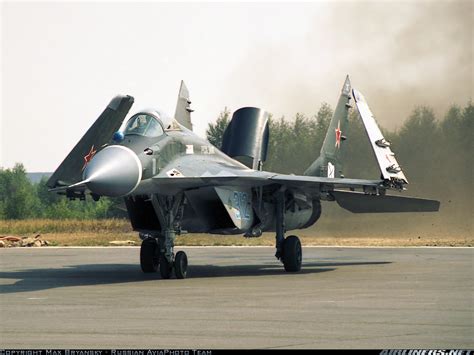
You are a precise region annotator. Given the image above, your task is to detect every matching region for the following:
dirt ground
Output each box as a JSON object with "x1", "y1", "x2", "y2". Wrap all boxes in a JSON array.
[
  {"x1": 4, "y1": 231, "x2": 468, "y2": 247},
  {"x1": 1, "y1": 207, "x2": 472, "y2": 247}
]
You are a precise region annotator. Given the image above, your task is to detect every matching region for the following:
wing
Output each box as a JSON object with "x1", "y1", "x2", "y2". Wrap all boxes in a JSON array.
[
  {"x1": 353, "y1": 88, "x2": 408, "y2": 186},
  {"x1": 151, "y1": 155, "x2": 383, "y2": 193},
  {"x1": 150, "y1": 156, "x2": 438, "y2": 213},
  {"x1": 47, "y1": 95, "x2": 134, "y2": 189}
]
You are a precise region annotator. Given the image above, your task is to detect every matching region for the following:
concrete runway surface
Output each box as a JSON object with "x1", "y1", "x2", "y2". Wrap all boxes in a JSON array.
[{"x1": 0, "y1": 246, "x2": 472, "y2": 349}]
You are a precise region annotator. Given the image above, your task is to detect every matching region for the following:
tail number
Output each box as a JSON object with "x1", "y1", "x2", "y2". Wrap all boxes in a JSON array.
[{"x1": 233, "y1": 191, "x2": 251, "y2": 220}]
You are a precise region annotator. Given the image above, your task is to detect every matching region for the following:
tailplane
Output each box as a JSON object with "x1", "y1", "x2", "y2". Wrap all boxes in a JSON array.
[{"x1": 304, "y1": 75, "x2": 351, "y2": 178}]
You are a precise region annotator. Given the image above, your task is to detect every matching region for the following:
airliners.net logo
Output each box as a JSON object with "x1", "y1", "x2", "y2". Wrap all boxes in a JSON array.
[{"x1": 380, "y1": 351, "x2": 472, "y2": 355}]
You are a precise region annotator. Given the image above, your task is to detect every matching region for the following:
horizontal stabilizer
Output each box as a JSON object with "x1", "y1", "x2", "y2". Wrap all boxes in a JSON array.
[{"x1": 332, "y1": 190, "x2": 440, "y2": 213}]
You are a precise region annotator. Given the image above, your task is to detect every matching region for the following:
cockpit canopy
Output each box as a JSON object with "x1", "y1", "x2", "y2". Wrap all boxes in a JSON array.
[{"x1": 124, "y1": 113, "x2": 164, "y2": 138}]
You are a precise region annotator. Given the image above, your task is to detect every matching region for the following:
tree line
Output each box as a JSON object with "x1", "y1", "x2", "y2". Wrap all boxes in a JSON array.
[
  {"x1": 0, "y1": 165, "x2": 125, "y2": 219},
  {"x1": 0, "y1": 100, "x2": 471, "y2": 220}
]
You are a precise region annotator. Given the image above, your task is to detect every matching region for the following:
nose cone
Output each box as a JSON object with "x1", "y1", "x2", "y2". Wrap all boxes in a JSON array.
[{"x1": 83, "y1": 145, "x2": 142, "y2": 197}]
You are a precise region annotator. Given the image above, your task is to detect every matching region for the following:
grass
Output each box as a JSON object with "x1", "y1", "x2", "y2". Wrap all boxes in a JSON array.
[
  {"x1": 0, "y1": 218, "x2": 132, "y2": 234},
  {"x1": 0, "y1": 219, "x2": 472, "y2": 247}
]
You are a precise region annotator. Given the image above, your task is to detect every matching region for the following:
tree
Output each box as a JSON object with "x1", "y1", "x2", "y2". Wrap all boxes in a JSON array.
[
  {"x1": 0, "y1": 163, "x2": 41, "y2": 219},
  {"x1": 392, "y1": 106, "x2": 439, "y2": 193},
  {"x1": 37, "y1": 176, "x2": 61, "y2": 207},
  {"x1": 265, "y1": 103, "x2": 334, "y2": 174},
  {"x1": 340, "y1": 109, "x2": 379, "y2": 179},
  {"x1": 206, "y1": 107, "x2": 231, "y2": 148},
  {"x1": 313, "y1": 102, "x2": 333, "y2": 152},
  {"x1": 206, "y1": 104, "x2": 333, "y2": 174}
]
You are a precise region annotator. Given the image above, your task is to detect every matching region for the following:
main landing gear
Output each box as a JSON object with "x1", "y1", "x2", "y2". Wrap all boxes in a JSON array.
[
  {"x1": 140, "y1": 191, "x2": 303, "y2": 278},
  {"x1": 274, "y1": 191, "x2": 303, "y2": 272},
  {"x1": 281, "y1": 235, "x2": 302, "y2": 272}
]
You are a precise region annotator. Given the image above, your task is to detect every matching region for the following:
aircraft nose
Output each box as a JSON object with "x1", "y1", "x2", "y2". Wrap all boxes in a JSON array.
[{"x1": 83, "y1": 145, "x2": 142, "y2": 197}]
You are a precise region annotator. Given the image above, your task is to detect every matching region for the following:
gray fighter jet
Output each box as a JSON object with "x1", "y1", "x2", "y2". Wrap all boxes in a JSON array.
[{"x1": 47, "y1": 76, "x2": 439, "y2": 279}]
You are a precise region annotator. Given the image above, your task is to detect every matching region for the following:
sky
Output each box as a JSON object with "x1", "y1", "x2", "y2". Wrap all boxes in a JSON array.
[{"x1": 1, "y1": 0, "x2": 472, "y2": 172}]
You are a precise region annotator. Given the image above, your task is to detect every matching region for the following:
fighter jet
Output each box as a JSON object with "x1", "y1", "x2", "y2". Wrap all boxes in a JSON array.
[{"x1": 47, "y1": 76, "x2": 439, "y2": 279}]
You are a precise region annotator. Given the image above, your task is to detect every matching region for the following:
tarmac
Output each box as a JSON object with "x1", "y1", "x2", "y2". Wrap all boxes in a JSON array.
[{"x1": 0, "y1": 246, "x2": 472, "y2": 349}]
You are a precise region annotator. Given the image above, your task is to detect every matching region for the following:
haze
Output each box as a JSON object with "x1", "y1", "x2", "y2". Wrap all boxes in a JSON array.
[{"x1": 1, "y1": 1, "x2": 472, "y2": 172}]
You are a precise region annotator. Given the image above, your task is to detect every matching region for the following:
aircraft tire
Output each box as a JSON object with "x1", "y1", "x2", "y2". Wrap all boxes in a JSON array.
[
  {"x1": 174, "y1": 251, "x2": 188, "y2": 279},
  {"x1": 160, "y1": 255, "x2": 173, "y2": 279},
  {"x1": 283, "y1": 235, "x2": 302, "y2": 272},
  {"x1": 140, "y1": 238, "x2": 159, "y2": 273}
]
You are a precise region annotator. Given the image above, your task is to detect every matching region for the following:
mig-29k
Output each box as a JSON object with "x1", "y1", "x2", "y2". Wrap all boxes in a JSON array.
[{"x1": 47, "y1": 76, "x2": 440, "y2": 279}]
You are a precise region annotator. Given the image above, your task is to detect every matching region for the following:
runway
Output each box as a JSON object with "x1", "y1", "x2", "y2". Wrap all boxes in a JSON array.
[{"x1": 0, "y1": 246, "x2": 472, "y2": 349}]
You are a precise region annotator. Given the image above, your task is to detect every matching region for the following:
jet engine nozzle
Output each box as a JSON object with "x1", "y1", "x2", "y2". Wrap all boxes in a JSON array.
[{"x1": 83, "y1": 145, "x2": 142, "y2": 197}]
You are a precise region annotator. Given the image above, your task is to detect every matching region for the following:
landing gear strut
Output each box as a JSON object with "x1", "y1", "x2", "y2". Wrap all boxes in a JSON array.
[
  {"x1": 142, "y1": 193, "x2": 189, "y2": 279},
  {"x1": 274, "y1": 190, "x2": 302, "y2": 272},
  {"x1": 159, "y1": 252, "x2": 173, "y2": 279}
]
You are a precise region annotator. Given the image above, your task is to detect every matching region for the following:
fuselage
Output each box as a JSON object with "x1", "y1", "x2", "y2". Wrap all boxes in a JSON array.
[{"x1": 82, "y1": 109, "x2": 322, "y2": 236}]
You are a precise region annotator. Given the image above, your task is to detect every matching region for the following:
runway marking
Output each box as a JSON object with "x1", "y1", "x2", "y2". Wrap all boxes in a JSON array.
[{"x1": 27, "y1": 297, "x2": 47, "y2": 300}]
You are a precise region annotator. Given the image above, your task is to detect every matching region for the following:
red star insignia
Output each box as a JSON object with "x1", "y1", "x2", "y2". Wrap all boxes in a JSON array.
[
  {"x1": 335, "y1": 121, "x2": 342, "y2": 148},
  {"x1": 82, "y1": 145, "x2": 97, "y2": 171}
]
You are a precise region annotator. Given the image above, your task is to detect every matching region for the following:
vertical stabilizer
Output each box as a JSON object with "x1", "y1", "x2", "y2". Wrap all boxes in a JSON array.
[
  {"x1": 174, "y1": 80, "x2": 193, "y2": 131},
  {"x1": 304, "y1": 75, "x2": 351, "y2": 177}
]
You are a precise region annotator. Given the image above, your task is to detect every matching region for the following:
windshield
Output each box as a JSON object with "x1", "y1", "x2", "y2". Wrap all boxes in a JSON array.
[{"x1": 124, "y1": 114, "x2": 164, "y2": 137}]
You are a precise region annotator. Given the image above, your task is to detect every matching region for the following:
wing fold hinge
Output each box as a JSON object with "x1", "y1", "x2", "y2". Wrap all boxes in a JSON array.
[{"x1": 375, "y1": 138, "x2": 391, "y2": 148}]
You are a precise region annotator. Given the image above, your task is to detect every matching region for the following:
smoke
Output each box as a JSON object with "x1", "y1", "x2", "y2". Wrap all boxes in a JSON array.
[
  {"x1": 224, "y1": 1, "x2": 473, "y2": 130},
  {"x1": 222, "y1": 1, "x2": 473, "y2": 239}
]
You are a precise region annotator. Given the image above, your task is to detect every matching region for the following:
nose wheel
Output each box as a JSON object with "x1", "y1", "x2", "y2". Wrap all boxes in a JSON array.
[
  {"x1": 148, "y1": 194, "x2": 188, "y2": 279},
  {"x1": 158, "y1": 251, "x2": 188, "y2": 279},
  {"x1": 140, "y1": 238, "x2": 159, "y2": 273},
  {"x1": 140, "y1": 237, "x2": 188, "y2": 279}
]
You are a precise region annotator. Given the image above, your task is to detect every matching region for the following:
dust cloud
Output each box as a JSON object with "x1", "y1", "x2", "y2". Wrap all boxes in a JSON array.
[
  {"x1": 225, "y1": 1, "x2": 472, "y2": 130},
  {"x1": 227, "y1": 1, "x2": 474, "y2": 240}
]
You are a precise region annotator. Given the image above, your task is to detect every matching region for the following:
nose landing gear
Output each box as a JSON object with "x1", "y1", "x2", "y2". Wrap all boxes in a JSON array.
[
  {"x1": 140, "y1": 238, "x2": 159, "y2": 273},
  {"x1": 139, "y1": 193, "x2": 189, "y2": 279},
  {"x1": 140, "y1": 238, "x2": 188, "y2": 279}
]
